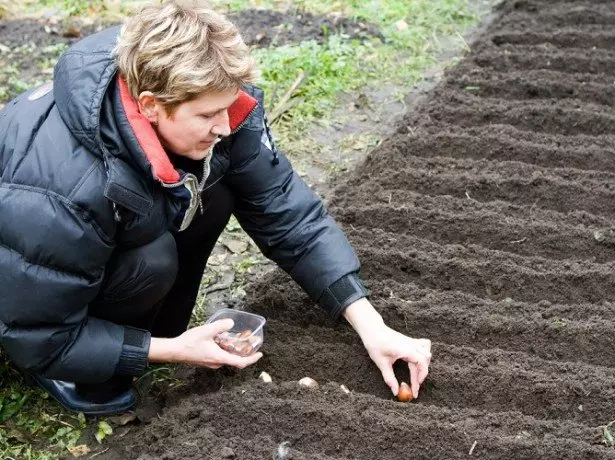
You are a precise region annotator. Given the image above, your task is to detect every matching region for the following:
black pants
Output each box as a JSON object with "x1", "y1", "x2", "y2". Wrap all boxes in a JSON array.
[{"x1": 79, "y1": 182, "x2": 234, "y2": 399}]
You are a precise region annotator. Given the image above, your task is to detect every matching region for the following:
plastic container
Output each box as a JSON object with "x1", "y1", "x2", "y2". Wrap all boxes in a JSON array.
[{"x1": 205, "y1": 308, "x2": 266, "y2": 356}]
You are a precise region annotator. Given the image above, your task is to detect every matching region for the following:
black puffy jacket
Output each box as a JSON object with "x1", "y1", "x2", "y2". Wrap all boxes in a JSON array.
[{"x1": 0, "y1": 27, "x2": 366, "y2": 383}]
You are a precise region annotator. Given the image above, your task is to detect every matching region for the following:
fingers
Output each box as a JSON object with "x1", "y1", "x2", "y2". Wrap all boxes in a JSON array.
[
  {"x1": 406, "y1": 339, "x2": 431, "y2": 397},
  {"x1": 221, "y1": 351, "x2": 263, "y2": 369},
  {"x1": 412, "y1": 339, "x2": 432, "y2": 383},
  {"x1": 378, "y1": 361, "x2": 400, "y2": 396},
  {"x1": 408, "y1": 361, "x2": 421, "y2": 399},
  {"x1": 417, "y1": 357, "x2": 429, "y2": 384},
  {"x1": 206, "y1": 318, "x2": 235, "y2": 337}
]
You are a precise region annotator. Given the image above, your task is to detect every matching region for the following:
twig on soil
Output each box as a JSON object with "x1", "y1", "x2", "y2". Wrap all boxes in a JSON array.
[
  {"x1": 528, "y1": 199, "x2": 539, "y2": 219},
  {"x1": 465, "y1": 191, "x2": 476, "y2": 202},
  {"x1": 203, "y1": 279, "x2": 235, "y2": 294},
  {"x1": 468, "y1": 440, "x2": 477, "y2": 455},
  {"x1": 89, "y1": 448, "x2": 109, "y2": 459},
  {"x1": 600, "y1": 420, "x2": 615, "y2": 447},
  {"x1": 269, "y1": 71, "x2": 306, "y2": 124},
  {"x1": 255, "y1": 408, "x2": 273, "y2": 423},
  {"x1": 510, "y1": 237, "x2": 527, "y2": 244},
  {"x1": 456, "y1": 32, "x2": 471, "y2": 53}
]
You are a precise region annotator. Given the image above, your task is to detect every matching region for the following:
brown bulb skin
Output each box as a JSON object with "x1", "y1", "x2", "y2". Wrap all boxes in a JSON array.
[{"x1": 397, "y1": 382, "x2": 413, "y2": 402}]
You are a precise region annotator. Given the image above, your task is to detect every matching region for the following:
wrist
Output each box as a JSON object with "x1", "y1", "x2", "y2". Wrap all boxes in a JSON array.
[
  {"x1": 148, "y1": 337, "x2": 181, "y2": 363},
  {"x1": 343, "y1": 297, "x2": 384, "y2": 337}
]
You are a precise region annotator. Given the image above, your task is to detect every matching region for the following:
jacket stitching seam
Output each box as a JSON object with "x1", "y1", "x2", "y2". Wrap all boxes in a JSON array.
[
  {"x1": 68, "y1": 160, "x2": 102, "y2": 201},
  {"x1": 1, "y1": 183, "x2": 113, "y2": 243},
  {"x1": 0, "y1": 240, "x2": 96, "y2": 282}
]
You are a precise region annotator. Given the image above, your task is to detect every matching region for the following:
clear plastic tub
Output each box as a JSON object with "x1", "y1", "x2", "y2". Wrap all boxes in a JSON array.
[{"x1": 205, "y1": 308, "x2": 266, "y2": 356}]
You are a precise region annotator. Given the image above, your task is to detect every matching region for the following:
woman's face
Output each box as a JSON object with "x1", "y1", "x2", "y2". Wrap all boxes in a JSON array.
[{"x1": 140, "y1": 89, "x2": 239, "y2": 161}]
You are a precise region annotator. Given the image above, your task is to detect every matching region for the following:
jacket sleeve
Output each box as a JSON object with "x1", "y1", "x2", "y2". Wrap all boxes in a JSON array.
[
  {"x1": 0, "y1": 186, "x2": 150, "y2": 383},
  {"x1": 226, "y1": 116, "x2": 368, "y2": 320}
]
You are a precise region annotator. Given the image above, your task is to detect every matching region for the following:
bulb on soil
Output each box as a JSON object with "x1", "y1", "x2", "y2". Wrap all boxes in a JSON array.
[
  {"x1": 298, "y1": 377, "x2": 319, "y2": 388},
  {"x1": 259, "y1": 371, "x2": 272, "y2": 383},
  {"x1": 397, "y1": 382, "x2": 413, "y2": 402}
]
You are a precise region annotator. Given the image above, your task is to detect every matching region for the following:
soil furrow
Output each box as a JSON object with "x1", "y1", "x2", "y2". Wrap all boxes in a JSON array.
[
  {"x1": 248, "y1": 270, "x2": 615, "y2": 330},
  {"x1": 332, "y1": 183, "x2": 615, "y2": 230},
  {"x1": 498, "y1": 9, "x2": 615, "y2": 28},
  {"x1": 135, "y1": 384, "x2": 614, "y2": 460},
  {"x1": 352, "y1": 155, "x2": 615, "y2": 218},
  {"x1": 351, "y1": 229, "x2": 615, "y2": 305},
  {"x1": 490, "y1": 31, "x2": 615, "y2": 50},
  {"x1": 471, "y1": 44, "x2": 615, "y2": 74},
  {"x1": 499, "y1": 0, "x2": 615, "y2": 10},
  {"x1": 333, "y1": 203, "x2": 614, "y2": 262},
  {"x1": 416, "y1": 91, "x2": 615, "y2": 136},
  {"x1": 448, "y1": 68, "x2": 615, "y2": 107},
  {"x1": 387, "y1": 123, "x2": 615, "y2": 173},
  {"x1": 370, "y1": 280, "x2": 615, "y2": 367}
]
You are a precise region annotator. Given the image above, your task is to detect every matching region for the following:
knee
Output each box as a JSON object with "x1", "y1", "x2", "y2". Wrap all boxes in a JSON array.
[
  {"x1": 203, "y1": 182, "x2": 235, "y2": 227},
  {"x1": 141, "y1": 232, "x2": 178, "y2": 296}
]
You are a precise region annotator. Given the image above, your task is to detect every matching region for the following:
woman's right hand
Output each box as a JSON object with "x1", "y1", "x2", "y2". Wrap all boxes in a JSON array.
[{"x1": 149, "y1": 318, "x2": 263, "y2": 369}]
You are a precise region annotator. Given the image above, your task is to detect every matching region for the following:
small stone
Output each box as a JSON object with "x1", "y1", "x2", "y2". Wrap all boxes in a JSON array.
[
  {"x1": 274, "y1": 441, "x2": 291, "y2": 460},
  {"x1": 255, "y1": 32, "x2": 267, "y2": 43},
  {"x1": 340, "y1": 384, "x2": 350, "y2": 394},
  {"x1": 223, "y1": 239, "x2": 249, "y2": 254},
  {"x1": 298, "y1": 377, "x2": 319, "y2": 388},
  {"x1": 593, "y1": 230, "x2": 606, "y2": 242},
  {"x1": 62, "y1": 25, "x2": 82, "y2": 38},
  {"x1": 395, "y1": 19, "x2": 408, "y2": 31},
  {"x1": 221, "y1": 447, "x2": 235, "y2": 458}
]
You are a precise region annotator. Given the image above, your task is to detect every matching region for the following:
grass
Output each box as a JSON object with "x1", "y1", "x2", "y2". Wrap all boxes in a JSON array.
[
  {"x1": 0, "y1": 353, "x2": 87, "y2": 459},
  {"x1": 0, "y1": 0, "x2": 480, "y2": 457},
  {"x1": 244, "y1": 0, "x2": 476, "y2": 157}
]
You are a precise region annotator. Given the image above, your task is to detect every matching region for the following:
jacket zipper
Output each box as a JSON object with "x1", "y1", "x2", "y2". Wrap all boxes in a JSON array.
[
  {"x1": 230, "y1": 102, "x2": 259, "y2": 135},
  {"x1": 160, "y1": 144, "x2": 215, "y2": 217}
]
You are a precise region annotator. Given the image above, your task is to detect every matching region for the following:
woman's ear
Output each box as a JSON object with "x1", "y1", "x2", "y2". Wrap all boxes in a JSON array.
[{"x1": 137, "y1": 91, "x2": 160, "y2": 125}]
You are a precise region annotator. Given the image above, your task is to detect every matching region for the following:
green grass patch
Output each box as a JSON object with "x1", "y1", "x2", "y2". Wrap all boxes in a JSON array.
[
  {"x1": 0, "y1": 42, "x2": 68, "y2": 103},
  {"x1": 237, "y1": 0, "x2": 476, "y2": 157},
  {"x1": 0, "y1": 352, "x2": 86, "y2": 460}
]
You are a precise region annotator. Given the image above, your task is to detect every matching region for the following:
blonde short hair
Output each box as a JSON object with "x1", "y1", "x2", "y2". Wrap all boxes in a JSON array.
[{"x1": 114, "y1": 0, "x2": 258, "y2": 114}]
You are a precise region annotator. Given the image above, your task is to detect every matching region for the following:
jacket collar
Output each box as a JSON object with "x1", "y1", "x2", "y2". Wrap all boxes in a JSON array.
[{"x1": 117, "y1": 76, "x2": 258, "y2": 184}]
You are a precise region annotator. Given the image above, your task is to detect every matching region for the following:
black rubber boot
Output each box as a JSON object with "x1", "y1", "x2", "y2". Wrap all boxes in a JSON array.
[{"x1": 29, "y1": 374, "x2": 137, "y2": 416}]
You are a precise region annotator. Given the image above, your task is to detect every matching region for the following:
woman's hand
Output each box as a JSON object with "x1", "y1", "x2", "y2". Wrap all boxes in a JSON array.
[
  {"x1": 361, "y1": 324, "x2": 431, "y2": 398},
  {"x1": 149, "y1": 318, "x2": 263, "y2": 369},
  {"x1": 343, "y1": 298, "x2": 431, "y2": 398}
]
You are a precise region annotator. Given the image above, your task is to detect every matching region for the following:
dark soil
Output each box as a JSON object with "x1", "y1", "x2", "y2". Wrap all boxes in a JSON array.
[
  {"x1": 0, "y1": 10, "x2": 381, "y2": 104},
  {"x1": 91, "y1": 0, "x2": 615, "y2": 458},
  {"x1": 228, "y1": 9, "x2": 382, "y2": 47},
  {"x1": 7, "y1": 0, "x2": 615, "y2": 458}
]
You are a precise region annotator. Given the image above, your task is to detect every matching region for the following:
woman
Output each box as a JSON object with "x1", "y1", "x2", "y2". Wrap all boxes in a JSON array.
[{"x1": 0, "y1": 0, "x2": 431, "y2": 415}]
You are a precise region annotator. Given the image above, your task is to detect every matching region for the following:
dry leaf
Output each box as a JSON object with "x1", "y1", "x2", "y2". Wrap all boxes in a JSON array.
[
  {"x1": 109, "y1": 412, "x2": 137, "y2": 426},
  {"x1": 67, "y1": 444, "x2": 90, "y2": 457}
]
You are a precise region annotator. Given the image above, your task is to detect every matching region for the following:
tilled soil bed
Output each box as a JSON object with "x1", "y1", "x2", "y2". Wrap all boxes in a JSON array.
[{"x1": 103, "y1": 0, "x2": 615, "y2": 458}]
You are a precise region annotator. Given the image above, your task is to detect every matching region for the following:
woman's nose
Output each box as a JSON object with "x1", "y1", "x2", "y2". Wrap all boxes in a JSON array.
[{"x1": 211, "y1": 110, "x2": 231, "y2": 137}]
